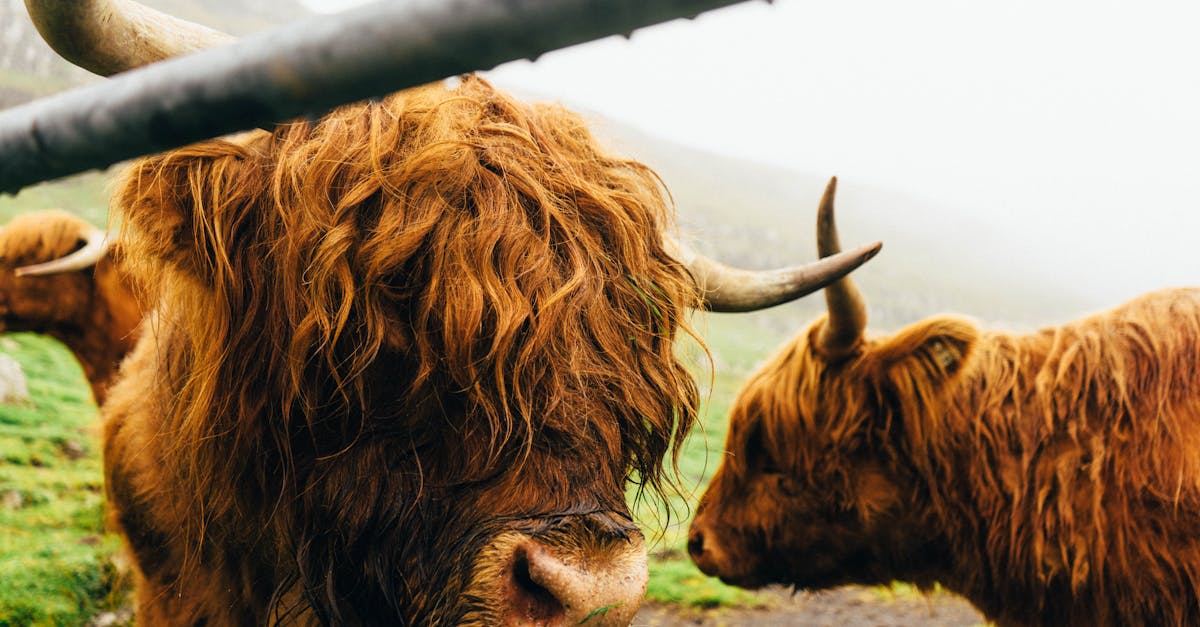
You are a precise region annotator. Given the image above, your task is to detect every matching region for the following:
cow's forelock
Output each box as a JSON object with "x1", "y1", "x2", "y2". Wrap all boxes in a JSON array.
[{"x1": 113, "y1": 77, "x2": 701, "y2": 620}]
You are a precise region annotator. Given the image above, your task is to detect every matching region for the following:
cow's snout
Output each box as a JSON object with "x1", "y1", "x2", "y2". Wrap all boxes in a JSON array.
[
  {"x1": 501, "y1": 535, "x2": 647, "y2": 626},
  {"x1": 687, "y1": 518, "x2": 725, "y2": 577},
  {"x1": 686, "y1": 527, "x2": 710, "y2": 571}
]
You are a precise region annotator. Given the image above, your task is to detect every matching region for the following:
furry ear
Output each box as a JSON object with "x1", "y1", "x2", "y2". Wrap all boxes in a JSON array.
[
  {"x1": 113, "y1": 137, "x2": 261, "y2": 285},
  {"x1": 875, "y1": 316, "x2": 979, "y2": 386}
]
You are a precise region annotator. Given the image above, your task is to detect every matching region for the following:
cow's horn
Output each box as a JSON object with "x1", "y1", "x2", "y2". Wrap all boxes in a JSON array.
[
  {"x1": 667, "y1": 188, "x2": 881, "y2": 313},
  {"x1": 24, "y1": 0, "x2": 233, "y2": 76},
  {"x1": 815, "y1": 177, "x2": 869, "y2": 358},
  {"x1": 15, "y1": 226, "x2": 110, "y2": 277}
]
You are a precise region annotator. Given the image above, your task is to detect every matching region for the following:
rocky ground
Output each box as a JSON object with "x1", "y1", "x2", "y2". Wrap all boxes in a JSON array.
[{"x1": 633, "y1": 586, "x2": 986, "y2": 627}]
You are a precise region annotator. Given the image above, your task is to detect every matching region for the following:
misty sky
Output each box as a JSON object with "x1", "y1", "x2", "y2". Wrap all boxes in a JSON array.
[{"x1": 302, "y1": 0, "x2": 1198, "y2": 303}]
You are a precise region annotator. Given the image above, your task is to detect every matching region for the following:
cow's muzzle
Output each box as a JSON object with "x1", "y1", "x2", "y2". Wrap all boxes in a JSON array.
[
  {"x1": 502, "y1": 533, "x2": 646, "y2": 626},
  {"x1": 465, "y1": 511, "x2": 648, "y2": 626}
]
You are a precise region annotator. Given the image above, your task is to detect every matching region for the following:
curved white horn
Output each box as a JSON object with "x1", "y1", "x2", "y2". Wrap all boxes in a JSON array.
[
  {"x1": 24, "y1": 0, "x2": 233, "y2": 76},
  {"x1": 666, "y1": 235, "x2": 881, "y2": 314},
  {"x1": 15, "y1": 226, "x2": 111, "y2": 277}
]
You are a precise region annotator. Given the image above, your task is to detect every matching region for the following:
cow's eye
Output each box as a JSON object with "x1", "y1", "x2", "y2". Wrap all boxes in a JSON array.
[
  {"x1": 744, "y1": 421, "x2": 785, "y2": 475},
  {"x1": 775, "y1": 473, "x2": 800, "y2": 498}
]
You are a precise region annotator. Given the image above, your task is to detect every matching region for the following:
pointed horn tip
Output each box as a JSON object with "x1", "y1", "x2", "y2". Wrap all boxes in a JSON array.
[
  {"x1": 14, "y1": 264, "x2": 54, "y2": 277},
  {"x1": 821, "y1": 177, "x2": 838, "y2": 200},
  {"x1": 817, "y1": 178, "x2": 840, "y2": 226},
  {"x1": 14, "y1": 259, "x2": 93, "y2": 277},
  {"x1": 822, "y1": 176, "x2": 839, "y2": 203},
  {"x1": 819, "y1": 240, "x2": 882, "y2": 280}
]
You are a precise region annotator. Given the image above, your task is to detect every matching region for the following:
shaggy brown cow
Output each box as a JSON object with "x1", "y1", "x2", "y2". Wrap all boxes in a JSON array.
[
  {"x1": 688, "y1": 179, "x2": 1200, "y2": 626},
  {"x1": 24, "y1": 2, "x2": 882, "y2": 624},
  {"x1": 0, "y1": 210, "x2": 139, "y2": 403}
]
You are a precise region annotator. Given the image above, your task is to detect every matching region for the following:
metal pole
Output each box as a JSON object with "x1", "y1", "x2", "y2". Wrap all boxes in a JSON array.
[{"x1": 0, "y1": 0, "x2": 758, "y2": 194}]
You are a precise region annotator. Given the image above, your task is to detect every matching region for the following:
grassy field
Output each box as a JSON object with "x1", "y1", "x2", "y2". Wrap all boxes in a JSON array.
[
  {"x1": 0, "y1": 172, "x2": 112, "y2": 226},
  {"x1": 0, "y1": 334, "x2": 128, "y2": 626},
  {"x1": 0, "y1": 68, "x2": 79, "y2": 104},
  {"x1": 0, "y1": 173, "x2": 131, "y2": 625}
]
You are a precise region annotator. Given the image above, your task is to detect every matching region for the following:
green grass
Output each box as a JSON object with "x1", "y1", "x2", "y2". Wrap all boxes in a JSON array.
[
  {"x1": 0, "y1": 69, "x2": 77, "y2": 101},
  {"x1": 0, "y1": 334, "x2": 128, "y2": 627},
  {"x1": 634, "y1": 311, "x2": 795, "y2": 608},
  {"x1": 0, "y1": 171, "x2": 112, "y2": 226}
]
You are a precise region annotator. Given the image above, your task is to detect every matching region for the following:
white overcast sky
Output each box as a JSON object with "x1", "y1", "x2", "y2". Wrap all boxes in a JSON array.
[{"x1": 299, "y1": 0, "x2": 1199, "y2": 303}]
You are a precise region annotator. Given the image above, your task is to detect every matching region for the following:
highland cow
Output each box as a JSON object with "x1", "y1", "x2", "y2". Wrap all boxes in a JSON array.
[
  {"x1": 22, "y1": 2, "x2": 882, "y2": 623},
  {"x1": 0, "y1": 210, "x2": 139, "y2": 403},
  {"x1": 688, "y1": 179, "x2": 1200, "y2": 627}
]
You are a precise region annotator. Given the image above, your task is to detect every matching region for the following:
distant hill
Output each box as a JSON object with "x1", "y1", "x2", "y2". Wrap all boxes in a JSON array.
[{"x1": 590, "y1": 117, "x2": 1107, "y2": 340}]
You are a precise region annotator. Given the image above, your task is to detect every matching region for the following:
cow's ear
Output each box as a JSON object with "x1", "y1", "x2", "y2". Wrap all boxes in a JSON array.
[
  {"x1": 874, "y1": 316, "x2": 979, "y2": 386},
  {"x1": 113, "y1": 137, "x2": 257, "y2": 283}
]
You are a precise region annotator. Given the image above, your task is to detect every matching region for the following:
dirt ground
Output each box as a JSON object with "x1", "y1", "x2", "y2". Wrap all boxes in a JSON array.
[{"x1": 633, "y1": 586, "x2": 986, "y2": 626}]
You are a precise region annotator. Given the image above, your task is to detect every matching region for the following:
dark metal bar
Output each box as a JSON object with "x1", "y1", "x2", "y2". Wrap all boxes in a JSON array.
[{"x1": 0, "y1": 0, "x2": 757, "y2": 194}]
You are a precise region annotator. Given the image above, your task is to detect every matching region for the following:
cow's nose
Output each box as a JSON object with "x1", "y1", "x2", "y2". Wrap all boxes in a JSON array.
[
  {"x1": 502, "y1": 536, "x2": 647, "y2": 626},
  {"x1": 686, "y1": 528, "x2": 705, "y2": 561},
  {"x1": 686, "y1": 519, "x2": 722, "y2": 577}
]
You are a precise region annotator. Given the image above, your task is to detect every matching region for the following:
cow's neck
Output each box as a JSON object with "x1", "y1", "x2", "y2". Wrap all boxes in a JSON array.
[{"x1": 892, "y1": 329, "x2": 1061, "y2": 619}]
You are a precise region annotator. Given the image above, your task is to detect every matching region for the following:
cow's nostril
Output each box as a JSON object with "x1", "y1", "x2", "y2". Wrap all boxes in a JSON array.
[
  {"x1": 687, "y1": 530, "x2": 705, "y2": 558},
  {"x1": 502, "y1": 539, "x2": 647, "y2": 625},
  {"x1": 687, "y1": 524, "x2": 724, "y2": 578},
  {"x1": 508, "y1": 546, "x2": 565, "y2": 623}
]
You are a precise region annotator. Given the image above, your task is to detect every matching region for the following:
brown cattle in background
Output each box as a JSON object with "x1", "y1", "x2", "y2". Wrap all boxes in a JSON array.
[
  {"x1": 0, "y1": 210, "x2": 140, "y2": 403},
  {"x1": 688, "y1": 179, "x2": 1200, "y2": 627},
  {"x1": 22, "y1": 2, "x2": 882, "y2": 624}
]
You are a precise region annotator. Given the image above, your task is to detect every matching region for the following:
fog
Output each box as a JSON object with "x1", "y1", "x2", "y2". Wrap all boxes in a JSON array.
[{"x1": 318, "y1": 0, "x2": 1200, "y2": 305}]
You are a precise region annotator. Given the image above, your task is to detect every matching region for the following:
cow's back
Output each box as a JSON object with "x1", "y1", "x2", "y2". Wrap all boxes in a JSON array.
[{"x1": 949, "y1": 287, "x2": 1200, "y2": 626}]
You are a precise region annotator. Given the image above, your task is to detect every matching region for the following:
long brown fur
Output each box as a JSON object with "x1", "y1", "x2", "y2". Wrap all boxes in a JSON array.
[
  {"x1": 103, "y1": 76, "x2": 701, "y2": 624},
  {"x1": 0, "y1": 210, "x2": 140, "y2": 403},
  {"x1": 692, "y1": 287, "x2": 1200, "y2": 627}
]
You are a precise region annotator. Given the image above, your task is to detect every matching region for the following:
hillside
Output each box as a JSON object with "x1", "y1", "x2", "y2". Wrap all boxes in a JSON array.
[{"x1": 594, "y1": 117, "x2": 1106, "y2": 340}]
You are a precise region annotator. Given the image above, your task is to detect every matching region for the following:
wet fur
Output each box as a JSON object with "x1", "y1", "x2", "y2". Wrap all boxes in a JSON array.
[
  {"x1": 697, "y1": 288, "x2": 1200, "y2": 626},
  {"x1": 103, "y1": 77, "x2": 701, "y2": 624}
]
